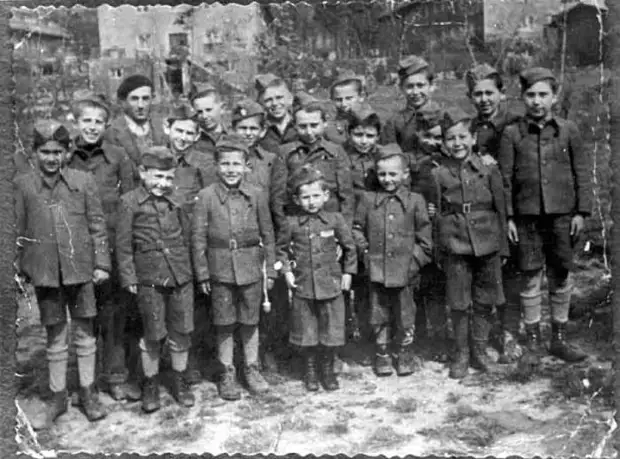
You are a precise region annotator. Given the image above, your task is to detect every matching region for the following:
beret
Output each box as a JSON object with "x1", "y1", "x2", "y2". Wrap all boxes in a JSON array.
[
  {"x1": 216, "y1": 134, "x2": 249, "y2": 155},
  {"x1": 33, "y1": 119, "x2": 71, "y2": 150},
  {"x1": 330, "y1": 69, "x2": 364, "y2": 91},
  {"x1": 71, "y1": 89, "x2": 111, "y2": 117},
  {"x1": 141, "y1": 146, "x2": 176, "y2": 170},
  {"x1": 166, "y1": 103, "x2": 196, "y2": 123},
  {"x1": 442, "y1": 107, "x2": 474, "y2": 131},
  {"x1": 292, "y1": 91, "x2": 325, "y2": 114},
  {"x1": 349, "y1": 102, "x2": 380, "y2": 125},
  {"x1": 398, "y1": 55, "x2": 431, "y2": 79},
  {"x1": 232, "y1": 98, "x2": 265, "y2": 124},
  {"x1": 116, "y1": 74, "x2": 153, "y2": 101},
  {"x1": 465, "y1": 63, "x2": 500, "y2": 91},
  {"x1": 375, "y1": 143, "x2": 406, "y2": 162},
  {"x1": 189, "y1": 82, "x2": 217, "y2": 103},
  {"x1": 255, "y1": 73, "x2": 285, "y2": 95},
  {"x1": 289, "y1": 164, "x2": 324, "y2": 192},
  {"x1": 519, "y1": 67, "x2": 557, "y2": 89}
]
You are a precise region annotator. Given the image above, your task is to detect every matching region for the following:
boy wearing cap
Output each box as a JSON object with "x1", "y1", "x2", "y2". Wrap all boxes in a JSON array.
[
  {"x1": 116, "y1": 146, "x2": 195, "y2": 413},
  {"x1": 255, "y1": 74, "x2": 298, "y2": 152},
  {"x1": 66, "y1": 90, "x2": 140, "y2": 401},
  {"x1": 431, "y1": 108, "x2": 508, "y2": 379},
  {"x1": 353, "y1": 144, "x2": 432, "y2": 376},
  {"x1": 15, "y1": 120, "x2": 110, "y2": 428},
  {"x1": 325, "y1": 69, "x2": 366, "y2": 145},
  {"x1": 192, "y1": 135, "x2": 276, "y2": 400},
  {"x1": 106, "y1": 74, "x2": 165, "y2": 173},
  {"x1": 499, "y1": 67, "x2": 592, "y2": 364},
  {"x1": 382, "y1": 55, "x2": 440, "y2": 158},
  {"x1": 231, "y1": 98, "x2": 276, "y2": 190},
  {"x1": 277, "y1": 165, "x2": 357, "y2": 391}
]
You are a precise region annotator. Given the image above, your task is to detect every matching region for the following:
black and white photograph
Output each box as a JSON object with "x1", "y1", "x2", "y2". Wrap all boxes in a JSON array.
[{"x1": 9, "y1": 0, "x2": 618, "y2": 457}]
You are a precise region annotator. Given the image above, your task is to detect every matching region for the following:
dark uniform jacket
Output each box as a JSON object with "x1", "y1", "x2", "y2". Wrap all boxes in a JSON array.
[
  {"x1": 498, "y1": 116, "x2": 592, "y2": 217},
  {"x1": 277, "y1": 210, "x2": 357, "y2": 300},
  {"x1": 194, "y1": 128, "x2": 227, "y2": 187},
  {"x1": 432, "y1": 154, "x2": 508, "y2": 257},
  {"x1": 14, "y1": 168, "x2": 111, "y2": 287},
  {"x1": 174, "y1": 148, "x2": 206, "y2": 217},
  {"x1": 343, "y1": 141, "x2": 380, "y2": 207},
  {"x1": 258, "y1": 118, "x2": 298, "y2": 153},
  {"x1": 105, "y1": 114, "x2": 166, "y2": 171},
  {"x1": 470, "y1": 104, "x2": 521, "y2": 159},
  {"x1": 381, "y1": 101, "x2": 442, "y2": 156},
  {"x1": 324, "y1": 116, "x2": 349, "y2": 145},
  {"x1": 353, "y1": 187, "x2": 432, "y2": 287},
  {"x1": 245, "y1": 144, "x2": 276, "y2": 190},
  {"x1": 116, "y1": 186, "x2": 192, "y2": 289},
  {"x1": 271, "y1": 138, "x2": 354, "y2": 234},
  {"x1": 410, "y1": 148, "x2": 446, "y2": 205},
  {"x1": 192, "y1": 180, "x2": 276, "y2": 286}
]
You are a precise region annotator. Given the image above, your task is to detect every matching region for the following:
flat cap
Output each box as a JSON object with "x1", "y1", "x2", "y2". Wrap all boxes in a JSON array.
[
  {"x1": 141, "y1": 146, "x2": 176, "y2": 170},
  {"x1": 255, "y1": 73, "x2": 285, "y2": 95},
  {"x1": 293, "y1": 91, "x2": 324, "y2": 114},
  {"x1": 349, "y1": 102, "x2": 380, "y2": 125},
  {"x1": 330, "y1": 68, "x2": 364, "y2": 90},
  {"x1": 189, "y1": 82, "x2": 217, "y2": 103},
  {"x1": 416, "y1": 103, "x2": 442, "y2": 131},
  {"x1": 232, "y1": 98, "x2": 265, "y2": 124},
  {"x1": 375, "y1": 143, "x2": 406, "y2": 162},
  {"x1": 398, "y1": 55, "x2": 430, "y2": 79},
  {"x1": 465, "y1": 63, "x2": 500, "y2": 91},
  {"x1": 71, "y1": 89, "x2": 111, "y2": 116},
  {"x1": 117, "y1": 74, "x2": 153, "y2": 101},
  {"x1": 33, "y1": 119, "x2": 71, "y2": 150},
  {"x1": 442, "y1": 107, "x2": 474, "y2": 131},
  {"x1": 216, "y1": 133, "x2": 249, "y2": 155},
  {"x1": 166, "y1": 103, "x2": 196, "y2": 123},
  {"x1": 289, "y1": 164, "x2": 324, "y2": 192},
  {"x1": 519, "y1": 67, "x2": 557, "y2": 89}
]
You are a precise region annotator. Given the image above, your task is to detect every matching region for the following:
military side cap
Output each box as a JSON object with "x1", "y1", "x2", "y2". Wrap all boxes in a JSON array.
[
  {"x1": 166, "y1": 103, "x2": 196, "y2": 123},
  {"x1": 330, "y1": 68, "x2": 364, "y2": 90},
  {"x1": 117, "y1": 74, "x2": 153, "y2": 101},
  {"x1": 71, "y1": 89, "x2": 111, "y2": 116},
  {"x1": 465, "y1": 63, "x2": 500, "y2": 91},
  {"x1": 289, "y1": 164, "x2": 324, "y2": 192},
  {"x1": 255, "y1": 73, "x2": 284, "y2": 95},
  {"x1": 33, "y1": 119, "x2": 71, "y2": 150},
  {"x1": 293, "y1": 91, "x2": 324, "y2": 113},
  {"x1": 519, "y1": 67, "x2": 557, "y2": 89},
  {"x1": 442, "y1": 107, "x2": 474, "y2": 130},
  {"x1": 398, "y1": 55, "x2": 430, "y2": 79},
  {"x1": 232, "y1": 98, "x2": 265, "y2": 124},
  {"x1": 417, "y1": 104, "x2": 442, "y2": 130},
  {"x1": 189, "y1": 82, "x2": 217, "y2": 102},
  {"x1": 216, "y1": 133, "x2": 249, "y2": 155},
  {"x1": 349, "y1": 102, "x2": 379, "y2": 125},
  {"x1": 376, "y1": 143, "x2": 405, "y2": 162},
  {"x1": 141, "y1": 146, "x2": 176, "y2": 170}
]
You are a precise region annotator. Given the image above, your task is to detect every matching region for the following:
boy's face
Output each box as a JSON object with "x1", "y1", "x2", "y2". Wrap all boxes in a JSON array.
[
  {"x1": 349, "y1": 125, "x2": 379, "y2": 154},
  {"x1": 123, "y1": 86, "x2": 152, "y2": 123},
  {"x1": 523, "y1": 80, "x2": 557, "y2": 121},
  {"x1": 400, "y1": 72, "x2": 434, "y2": 109},
  {"x1": 217, "y1": 150, "x2": 246, "y2": 188},
  {"x1": 36, "y1": 140, "x2": 68, "y2": 176},
  {"x1": 470, "y1": 79, "x2": 504, "y2": 118},
  {"x1": 444, "y1": 122, "x2": 475, "y2": 160},
  {"x1": 140, "y1": 167, "x2": 175, "y2": 197},
  {"x1": 165, "y1": 119, "x2": 199, "y2": 153},
  {"x1": 295, "y1": 110, "x2": 325, "y2": 144},
  {"x1": 193, "y1": 94, "x2": 223, "y2": 131},
  {"x1": 332, "y1": 83, "x2": 363, "y2": 115},
  {"x1": 376, "y1": 156, "x2": 409, "y2": 192},
  {"x1": 260, "y1": 85, "x2": 292, "y2": 121},
  {"x1": 418, "y1": 125, "x2": 443, "y2": 152},
  {"x1": 75, "y1": 106, "x2": 108, "y2": 145},
  {"x1": 295, "y1": 181, "x2": 329, "y2": 214},
  {"x1": 234, "y1": 116, "x2": 265, "y2": 146}
]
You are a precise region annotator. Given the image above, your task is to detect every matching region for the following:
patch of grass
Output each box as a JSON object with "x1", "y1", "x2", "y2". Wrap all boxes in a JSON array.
[
  {"x1": 363, "y1": 425, "x2": 409, "y2": 450},
  {"x1": 390, "y1": 396, "x2": 418, "y2": 414}
]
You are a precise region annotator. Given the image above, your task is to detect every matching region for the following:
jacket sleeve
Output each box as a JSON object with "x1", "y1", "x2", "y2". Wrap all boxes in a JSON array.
[
  {"x1": 352, "y1": 193, "x2": 369, "y2": 254},
  {"x1": 412, "y1": 194, "x2": 433, "y2": 269},
  {"x1": 335, "y1": 146, "x2": 354, "y2": 228},
  {"x1": 497, "y1": 127, "x2": 516, "y2": 217},
  {"x1": 85, "y1": 174, "x2": 111, "y2": 272},
  {"x1": 257, "y1": 190, "x2": 277, "y2": 279},
  {"x1": 119, "y1": 151, "x2": 137, "y2": 194},
  {"x1": 115, "y1": 195, "x2": 137, "y2": 288},
  {"x1": 567, "y1": 120, "x2": 593, "y2": 216},
  {"x1": 13, "y1": 180, "x2": 26, "y2": 275},
  {"x1": 275, "y1": 217, "x2": 293, "y2": 274},
  {"x1": 269, "y1": 150, "x2": 289, "y2": 237},
  {"x1": 191, "y1": 190, "x2": 210, "y2": 283},
  {"x1": 334, "y1": 213, "x2": 358, "y2": 275},
  {"x1": 489, "y1": 165, "x2": 509, "y2": 257}
]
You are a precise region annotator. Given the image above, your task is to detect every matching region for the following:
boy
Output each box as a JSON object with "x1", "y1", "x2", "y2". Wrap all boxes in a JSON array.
[
  {"x1": 231, "y1": 98, "x2": 276, "y2": 190},
  {"x1": 498, "y1": 67, "x2": 592, "y2": 365},
  {"x1": 432, "y1": 107, "x2": 509, "y2": 379},
  {"x1": 277, "y1": 166, "x2": 357, "y2": 391},
  {"x1": 66, "y1": 90, "x2": 140, "y2": 401},
  {"x1": 382, "y1": 55, "x2": 440, "y2": 158},
  {"x1": 465, "y1": 64, "x2": 523, "y2": 364},
  {"x1": 190, "y1": 83, "x2": 228, "y2": 186},
  {"x1": 325, "y1": 69, "x2": 365, "y2": 144},
  {"x1": 192, "y1": 136, "x2": 276, "y2": 400},
  {"x1": 116, "y1": 146, "x2": 195, "y2": 413},
  {"x1": 255, "y1": 73, "x2": 298, "y2": 152},
  {"x1": 353, "y1": 144, "x2": 432, "y2": 376},
  {"x1": 15, "y1": 120, "x2": 110, "y2": 428}
]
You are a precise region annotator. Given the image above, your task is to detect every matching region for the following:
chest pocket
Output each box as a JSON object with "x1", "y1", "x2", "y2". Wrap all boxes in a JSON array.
[
  {"x1": 64, "y1": 189, "x2": 86, "y2": 215},
  {"x1": 318, "y1": 229, "x2": 338, "y2": 254}
]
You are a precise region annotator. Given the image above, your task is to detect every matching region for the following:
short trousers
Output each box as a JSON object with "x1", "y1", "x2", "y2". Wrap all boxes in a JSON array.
[
  {"x1": 211, "y1": 281, "x2": 263, "y2": 327},
  {"x1": 516, "y1": 214, "x2": 577, "y2": 272},
  {"x1": 289, "y1": 294, "x2": 345, "y2": 347},
  {"x1": 137, "y1": 282, "x2": 194, "y2": 341},
  {"x1": 369, "y1": 283, "x2": 416, "y2": 330},
  {"x1": 35, "y1": 282, "x2": 97, "y2": 326},
  {"x1": 444, "y1": 252, "x2": 503, "y2": 311}
]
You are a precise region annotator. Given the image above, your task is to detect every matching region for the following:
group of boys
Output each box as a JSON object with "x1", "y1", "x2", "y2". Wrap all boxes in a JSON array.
[{"x1": 15, "y1": 54, "x2": 592, "y2": 430}]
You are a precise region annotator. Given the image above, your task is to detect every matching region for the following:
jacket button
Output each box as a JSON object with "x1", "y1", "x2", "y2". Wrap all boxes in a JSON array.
[{"x1": 388, "y1": 214, "x2": 394, "y2": 220}]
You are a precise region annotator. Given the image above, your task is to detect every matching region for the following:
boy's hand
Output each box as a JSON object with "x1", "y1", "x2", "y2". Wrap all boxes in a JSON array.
[
  {"x1": 427, "y1": 202, "x2": 437, "y2": 218},
  {"x1": 480, "y1": 153, "x2": 497, "y2": 166},
  {"x1": 199, "y1": 281, "x2": 211, "y2": 295},
  {"x1": 507, "y1": 219, "x2": 519, "y2": 244},
  {"x1": 284, "y1": 272, "x2": 297, "y2": 290},
  {"x1": 570, "y1": 214, "x2": 585, "y2": 239},
  {"x1": 126, "y1": 284, "x2": 138, "y2": 295},
  {"x1": 93, "y1": 269, "x2": 110, "y2": 285},
  {"x1": 336, "y1": 245, "x2": 343, "y2": 262},
  {"x1": 267, "y1": 278, "x2": 275, "y2": 290},
  {"x1": 341, "y1": 274, "x2": 352, "y2": 291}
]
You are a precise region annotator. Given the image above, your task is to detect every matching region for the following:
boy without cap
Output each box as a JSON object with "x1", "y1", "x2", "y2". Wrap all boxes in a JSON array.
[
  {"x1": 325, "y1": 69, "x2": 366, "y2": 145},
  {"x1": 116, "y1": 146, "x2": 195, "y2": 413},
  {"x1": 192, "y1": 135, "x2": 276, "y2": 400},
  {"x1": 498, "y1": 67, "x2": 592, "y2": 367},
  {"x1": 255, "y1": 73, "x2": 298, "y2": 152},
  {"x1": 15, "y1": 120, "x2": 110, "y2": 428}
]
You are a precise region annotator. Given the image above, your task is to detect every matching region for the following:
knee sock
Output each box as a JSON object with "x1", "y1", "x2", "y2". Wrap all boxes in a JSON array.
[
  {"x1": 217, "y1": 327, "x2": 235, "y2": 367},
  {"x1": 240, "y1": 325, "x2": 259, "y2": 366},
  {"x1": 140, "y1": 339, "x2": 161, "y2": 378}
]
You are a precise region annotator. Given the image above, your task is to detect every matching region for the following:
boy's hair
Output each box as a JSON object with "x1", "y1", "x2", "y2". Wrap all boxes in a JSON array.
[
  {"x1": 290, "y1": 165, "x2": 328, "y2": 195},
  {"x1": 330, "y1": 69, "x2": 365, "y2": 99},
  {"x1": 255, "y1": 73, "x2": 289, "y2": 100},
  {"x1": 166, "y1": 104, "x2": 198, "y2": 127},
  {"x1": 71, "y1": 90, "x2": 111, "y2": 122},
  {"x1": 398, "y1": 55, "x2": 434, "y2": 85},
  {"x1": 215, "y1": 134, "x2": 249, "y2": 162},
  {"x1": 465, "y1": 64, "x2": 504, "y2": 94},
  {"x1": 189, "y1": 82, "x2": 220, "y2": 104},
  {"x1": 347, "y1": 103, "x2": 381, "y2": 134},
  {"x1": 519, "y1": 67, "x2": 559, "y2": 93}
]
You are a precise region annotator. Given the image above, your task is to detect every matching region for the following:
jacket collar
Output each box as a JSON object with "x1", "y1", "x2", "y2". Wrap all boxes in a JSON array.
[
  {"x1": 73, "y1": 136, "x2": 112, "y2": 163},
  {"x1": 215, "y1": 179, "x2": 252, "y2": 204},
  {"x1": 37, "y1": 168, "x2": 80, "y2": 191},
  {"x1": 375, "y1": 186, "x2": 409, "y2": 208},
  {"x1": 522, "y1": 115, "x2": 560, "y2": 133},
  {"x1": 299, "y1": 209, "x2": 330, "y2": 226},
  {"x1": 344, "y1": 140, "x2": 377, "y2": 160},
  {"x1": 266, "y1": 113, "x2": 294, "y2": 136},
  {"x1": 444, "y1": 153, "x2": 482, "y2": 175},
  {"x1": 200, "y1": 126, "x2": 226, "y2": 145},
  {"x1": 135, "y1": 185, "x2": 180, "y2": 207},
  {"x1": 124, "y1": 115, "x2": 151, "y2": 138}
]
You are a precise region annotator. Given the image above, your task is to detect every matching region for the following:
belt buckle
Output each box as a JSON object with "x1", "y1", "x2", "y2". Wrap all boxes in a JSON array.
[
  {"x1": 462, "y1": 202, "x2": 472, "y2": 214},
  {"x1": 229, "y1": 239, "x2": 238, "y2": 250}
]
